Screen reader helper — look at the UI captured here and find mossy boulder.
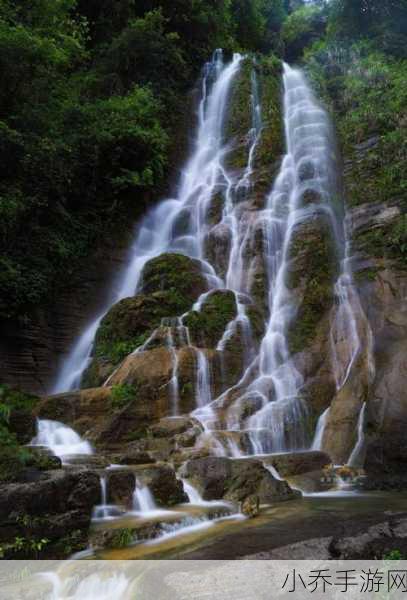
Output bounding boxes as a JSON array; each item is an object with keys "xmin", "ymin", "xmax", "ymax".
[
  {"xmin": 83, "ymin": 253, "xmax": 208, "ymax": 387},
  {"xmin": 184, "ymin": 290, "xmax": 237, "ymax": 348},
  {"xmin": 140, "ymin": 253, "xmax": 207, "ymax": 306}
]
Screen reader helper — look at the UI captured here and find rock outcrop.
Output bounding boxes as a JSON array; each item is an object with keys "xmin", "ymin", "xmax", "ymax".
[{"xmin": 181, "ymin": 456, "xmax": 299, "ymax": 504}]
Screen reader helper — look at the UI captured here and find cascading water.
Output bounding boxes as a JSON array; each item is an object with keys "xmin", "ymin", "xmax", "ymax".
[
  {"xmin": 51, "ymin": 49, "xmax": 242, "ymax": 395},
  {"xmin": 46, "ymin": 51, "xmax": 375, "ymax": 547},
  {"xmin": 31, "ymin": 419, "xmax": 93, "ymax": 460},
  {"xmin": 132, "ymin": 484, "xmax": 157, "ymax": 514},
  {"xmin": 347, "ymin": 402, "xmax": 367, "ymax": 468}
]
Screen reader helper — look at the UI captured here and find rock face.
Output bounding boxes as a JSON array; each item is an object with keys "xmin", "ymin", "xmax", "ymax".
[
  {"xmin": 133, "ymin": 464, "xmax": 188, "ymax": 506},
  {"xmin": 267, "ymin": 452, "xmax": 331, "ymax": 477},
  {"xmin": 181, "ymin": 457, "xmax": 299, "ymax": 504},
  {"xmin": 0, "ymin": 231, "xmax": 133, "ymax": 394},
  {"xmin": 0, "ymin": 470, "xmax": 100, "ymax": 558},
  {"xmin": 344, "ymin": 198, "xmax": 407, "ymax": 485}
]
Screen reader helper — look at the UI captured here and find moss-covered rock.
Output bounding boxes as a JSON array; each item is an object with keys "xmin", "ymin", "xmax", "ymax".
[
  {"xmin": 83, "ymin": 253, "xmax": 209, "ymax": 387},
  {"xmin": 140, "ymin": 253, "xmax": 207, "ymax": 306},
  {"xmin": 225, "ymin": 58, "xmax": 254, "ymax": 170},
  {"xmin": 286, "ymin": 218, "xmax": 338, "ymax": 354},
  {"xmin": 184, "ymin": 290, "xmax": 237, "ymax": 348}
]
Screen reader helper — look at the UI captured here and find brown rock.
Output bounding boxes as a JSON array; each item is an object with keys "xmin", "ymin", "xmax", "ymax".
[{"xmin": 266, "ymin": 451, "xmax": 332, "ymax": 478}]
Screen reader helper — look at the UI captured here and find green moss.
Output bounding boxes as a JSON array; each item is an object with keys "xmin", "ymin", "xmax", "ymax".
[
  {"xmin": 86, "ymin": 253, "xmax": 207, "ymax": 382},
  {"xmin": 184, "ymin": 290, "xmax": 237, "ymax": 348},
  {"xmin": 110, "ymin": 528, "xmax": 135, "ymax": 549},
  {"xmin": 355, "ymin": 215, "xmax": 407, "ymax": 268},
  {"xmin": 141, "ymin": 253, "xmax": 207, "ymax": 308},
  {"xmin": 254, "ymin": 55, "xmax": 283, "ymax": 193},
  {"xmin": 0, "ymin": 424, "xmax": 31, "ymax": 482},
  {"xmin": 287, "ymin": 222, "xmax": 337, "ymax": 354},
  {"xmin": 354, "ymin": 267, "xmax": 380, "ymax": 282},
  {"xmin": 110, "ymin": 383, "xmax": 138, "ymax": 409},
  {"xmin": 226, "ymin": 58, "xmax": 254, "ymax": 169},
  {"xmin": 246, "ymin": 305, "xmax": 266, "ymax": 341}
]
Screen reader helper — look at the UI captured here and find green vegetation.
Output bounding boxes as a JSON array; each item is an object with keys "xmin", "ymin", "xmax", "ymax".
[
  {"xmin": 287, "ymin": 222, "xmax": 337, "ymax": 354},
  {"xmin": 111, "ymin": 527, "xmax": 134, "ymax": 549},
  {"xmin": 0, "ymin": 536, "xmax": 49, "ymax": 559},
  {"xmin": 383, "ymin": 549, "xmax": 406, "ymax": 560},
  {"xmin": 0, "ymin": 385, "xmax": 39, "ymax": 482},
  {"xmin": 185, "ymin": 290, "xmax": 237, "ymax": 348},
  {"xmin": 110, "ymin": 383, "xmax": 138, "ymax": 409},
  {"xmin": 0, "ymin": 0, "xmax": 289, "ymax": 327}
]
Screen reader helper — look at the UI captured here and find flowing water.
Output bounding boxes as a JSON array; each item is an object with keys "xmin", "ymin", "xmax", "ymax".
[
  {"xmin": 48, "ymin": 56, "xmax": 372, "ymax": 459},
  {"xmin": 31, "ymin": 419, "xmax": 93, "ymax": 460},
  {"xmin": 38, "ymin": 54, "xmax": 377, "ymax": 558}
]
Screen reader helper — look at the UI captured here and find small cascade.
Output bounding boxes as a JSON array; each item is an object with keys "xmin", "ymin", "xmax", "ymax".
[
  {"xmin": 347, "ymin": 402, "xmax": 367, "ymax": 468},
  {"xmin": 31, "ymin": 419, "xmax": 93, "ymax": 460},
  {"xmin": 182, "ymin": 479, "xmax": 205, "ymax": 505},
  {"xmin": 195, "ymin": 349, "xmax": 212, "ymax": 409},
  {"xmin": 132, "ymin": 484, "xmax": 157, "ymax": 514},
  {"xmin": 311, "ymin": 407, "xmax": 331, "ymax": 451},
  {"xmin": 92, "ymin": 476, "xmax": 124, "ymax": 521},
  {"xmin": 236, "ymin": 69, "xmax": 263, "ymax": 195},
  {"xmin": 165, "ymin": 324, "xmax": 181, "ymax": 416}
]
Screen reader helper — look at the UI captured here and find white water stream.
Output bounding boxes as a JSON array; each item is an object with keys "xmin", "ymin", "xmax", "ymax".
[{"xmin": 38, "ymin": 53, "xmax": 376, "ymax": 549}]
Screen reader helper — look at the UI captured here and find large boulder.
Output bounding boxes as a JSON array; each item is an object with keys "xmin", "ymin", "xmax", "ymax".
[
  {"xmin": 133, "ymin": 464, "xmax": 187, "ymax": 507},
  {"xmin": 266, "ymin": 451, "xmax": 331, "ymax": 478},
  {"xmin": 181, "ymin": 456, "xmax": 298, "ymax": 504},
  {"xmin": 0, "ymin": 469, "xmax": 100, "ymax": 559},
  {"xmin": 106, "ymin": 470, "xmax": 136, "ymax": 508},
  {"xmin": 140, "ymin": 253, "xmax": 208, "ymax": 302}
]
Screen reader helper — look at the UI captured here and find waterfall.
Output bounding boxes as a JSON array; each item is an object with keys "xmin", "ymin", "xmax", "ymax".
[
  {"xmin": 347, "ymin": 402, "xmax": 367, "ymax": 468},
  {"xmin": 51, "ymin": 49, "xmax": 243, "ymax": 394},
  {"xmin": 239, "ymin": 63, "xmax": 341, "ymax": 455},
  {"xmin": 311, "ymin": 407, "xmax": 331, "ymax": 451},
  {"xmin": 132, "ymin": 484, "xmax": 157, "ymax": 514},
  {"xmin": 182, "ymin": 479, "xmax": 205, "ymax": 505},
  {"xmin": 49, "ymin": 50, "xmax": 373, "ymax": 474},
  {"xmin": 31, "ymin": 419, "xmax": 93, "ymax": 459}
]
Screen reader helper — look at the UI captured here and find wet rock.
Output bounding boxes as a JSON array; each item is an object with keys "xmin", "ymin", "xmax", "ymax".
[
  {"xmin": 149, "ymin": 416, "xmax": 203, "ymax": 438},
  {"xmin": 286, "ymin": 217, "xmax": 338, "ymax": 355},
  {"xmin": 181, "ymin": 457, "xmax": 298, "ymax": 504},
  {"xmin": 106, "ymin": 470, "xmax": 136, "ymax": 508},
  {"xmin": 134, "ymin": 464, "xmax": 188, "ymax": 507},
  {"xmin": 8, "ymin": 408, "xmax": 36, "ymax": 444},
  {"xmin": 0, "ymin": 470, "xmax": 100, "ymax": 558},
  {"xmin": 140, "ymin": 253, "xmax": 208, "ymax": 305},
  {"xmin": 36, "ymin": 387, "xmax": 113, "ymax": 435},
  {"xmin": 184, "ymin": 290, "xmax": 237, "ymax": 348},
  {"xmin": 241, "ymin": 495, "xmax": 260, "ymax": 518},
  {"xmin": 266, "ymin": 451, "xmax": 331, "ymax": 478},
  {"xmin": 113, "ymin": 450, "xmax": 156, "ymax": 466},
  {"xmin": 204, "ymin": 224, "xmax": 232, "ymax": 280}
]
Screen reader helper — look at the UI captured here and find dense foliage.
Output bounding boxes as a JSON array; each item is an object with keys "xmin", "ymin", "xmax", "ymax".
[
  {"xmin": 2, "ymin": 0, "xmax": 407, "ymax": 323},
  {"xmin": 0, "ymin": 0, "xmax": 288, "ymax": 323}
]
